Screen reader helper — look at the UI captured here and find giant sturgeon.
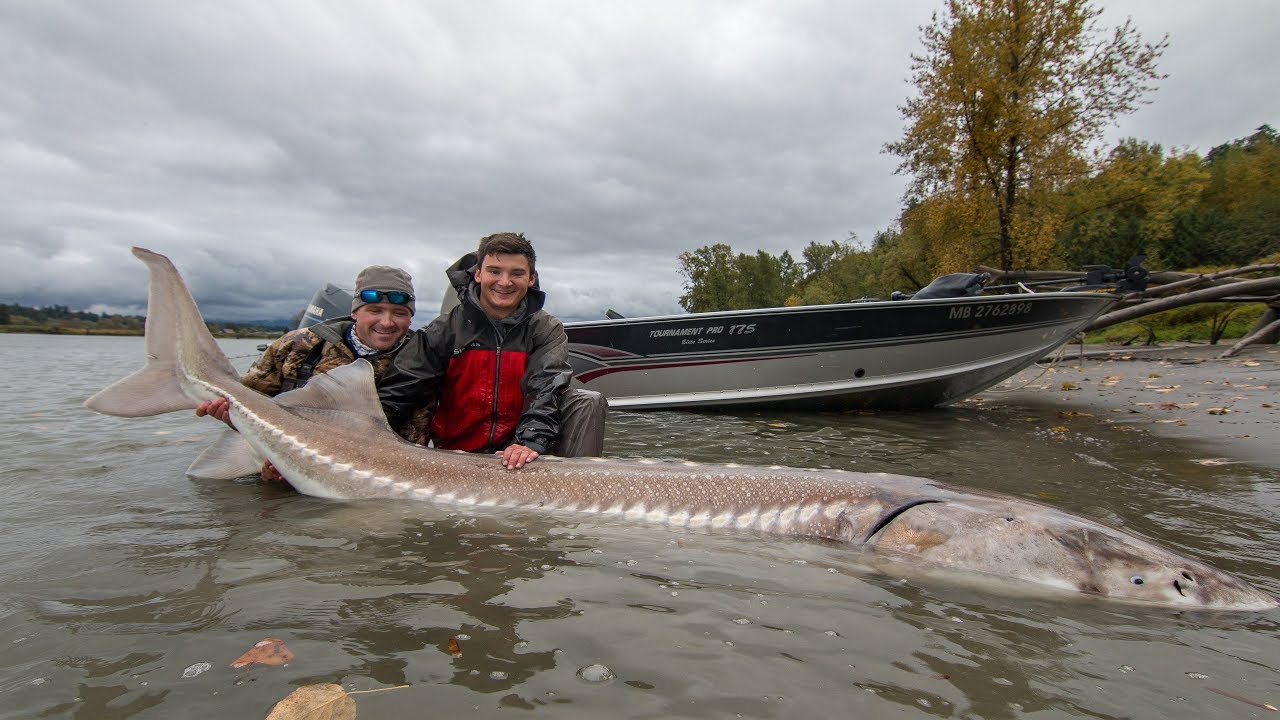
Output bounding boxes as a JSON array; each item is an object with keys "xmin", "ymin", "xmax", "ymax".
[{"xmin": 86, "ymin": 247, "xmax": 1278, "ymax": 610}]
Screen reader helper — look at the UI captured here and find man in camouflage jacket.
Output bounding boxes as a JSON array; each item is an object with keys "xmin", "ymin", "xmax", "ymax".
[
  {"xmin": 239, "ymin": 314, "xmax": 432, "ymax": 446},
  {"xmin": 197, "ymin": 265, "xmax": 432, "ymax": 479}
]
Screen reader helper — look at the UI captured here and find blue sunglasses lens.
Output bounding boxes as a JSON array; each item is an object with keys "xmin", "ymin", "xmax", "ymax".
[{"xmin": 359, "ymin": 289, "xmax": 412, "ymax": 304}]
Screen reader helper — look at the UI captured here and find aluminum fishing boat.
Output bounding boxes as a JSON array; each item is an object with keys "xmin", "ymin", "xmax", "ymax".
[{"xmin": 565, "ymin": 290, "xmax": 1116, "ymax": 410}]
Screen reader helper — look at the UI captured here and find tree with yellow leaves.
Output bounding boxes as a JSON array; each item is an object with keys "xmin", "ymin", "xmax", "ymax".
[{"xmin": 886, "ymin": 0, "xmax": 1166, "ymax": 272}]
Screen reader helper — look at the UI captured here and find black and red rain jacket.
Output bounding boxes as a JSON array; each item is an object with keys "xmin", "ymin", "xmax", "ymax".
[{"xmin": 378, "ymin": 253, "xmax": 572, "ymax": 454}]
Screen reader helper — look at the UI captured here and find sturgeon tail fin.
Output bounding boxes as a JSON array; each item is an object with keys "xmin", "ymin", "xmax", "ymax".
[{"xmin": 85, "ymin": 247, "xmax": 240, "ymax": 417}]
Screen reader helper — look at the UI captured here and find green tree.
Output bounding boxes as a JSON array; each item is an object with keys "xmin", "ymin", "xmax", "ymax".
[
  {"xmin": 886, "ymin": 0, "xmax": 1165, "ymax": 271},
  {"xmin": 791, "ymin": 231, "xmax": 926, "ymax": 305},
  {"xmin": 1170, "ymin": 125, "xmax": 1280, "ymax": 266},
  {"xmin": 678, "ymin": 244, "xmax": 738, "ymax": 312},
  {"xmin": 799, "ymin": 235, "xmax": 858, "ymax": 277},
  {"xmin": 677, "ymin": 245, "xmax": 801, "ymax": 312},
  {"xmin": 1057, "ymin": 139, "xmax": 1207, "ymax": 268}
]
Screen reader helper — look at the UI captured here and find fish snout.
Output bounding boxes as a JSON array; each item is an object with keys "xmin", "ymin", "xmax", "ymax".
[{"xmin": 1139, "ymin": 564, "xmax": 1280, "ymax": 611}]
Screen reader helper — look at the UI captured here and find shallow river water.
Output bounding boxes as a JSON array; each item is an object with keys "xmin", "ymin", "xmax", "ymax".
[{"xmin": 1, "ymin": 335, "xmax": 1277, "ymax": 719}]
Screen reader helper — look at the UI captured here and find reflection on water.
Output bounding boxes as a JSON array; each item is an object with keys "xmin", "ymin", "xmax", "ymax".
[{"xmin": 1, "ymin": 335, "xmax": 1277, "ymax": 718}]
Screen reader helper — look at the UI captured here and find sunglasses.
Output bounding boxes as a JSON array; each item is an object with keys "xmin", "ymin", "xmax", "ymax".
[{"xmin": 359, "ymin": 289, "xmax": 414, "ymax": 305}]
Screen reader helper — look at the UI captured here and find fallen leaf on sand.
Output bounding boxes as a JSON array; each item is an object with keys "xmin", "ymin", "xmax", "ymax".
[
  {"xmin": 1208, "ymin": 407, "xmax": 1232, "ymax": 415},
  {"xmin": 231, "ymin": 637, "xmax": 294, "ymax": 668},
  {"xmin": 1155, "ymin": 419, "xmax": 1186, "ymax": 425},
  {"xmin": 266, "ymin": 683, "xmax": 355, "ymax": 720},
  {"xmin": 1056, "ymin": 410, "xmax": 1092, "ymax": 418},
  {"xmin": 1206, "ymin": 686, "xmax": 1277, "ymax": 711},
  {"xmin": 1059, "ymin": 382, "xmax": 1079, "ymax": 391},
  {"xmin": 1147, "ymin": 373, "xmax": 1162, "ymax": 379},
  {"xmin": 1242, "ymin": 360, "xmax": 1261, "ymax": 367},
  {"xmin": 1155, "ymin": 402, "xmax": 1198, "ymax": 410},
  {"xmin": 1049, "ymin": 426, "xmax": 1070, "ymax": 433},
  {"xmin": 447, "ymin": 638, "xmax": 462, "ymax": 657}
]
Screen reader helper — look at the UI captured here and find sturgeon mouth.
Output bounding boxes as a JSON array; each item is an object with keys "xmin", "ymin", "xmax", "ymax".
[{"xmin": 862, "ymin": 499, "xmax": 944, "ymax": 543}]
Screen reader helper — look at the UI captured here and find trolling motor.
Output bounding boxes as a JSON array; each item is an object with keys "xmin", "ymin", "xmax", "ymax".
[{"xmin": 1080, "ymin": 253, "xmax": 1150, "ymax": 293}]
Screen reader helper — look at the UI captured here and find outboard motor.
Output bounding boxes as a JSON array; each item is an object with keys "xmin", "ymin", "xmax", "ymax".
[
  {"xmin": 298, "ymin": 283, "xmax": 355, "ymax": 330},
  {"xmin": 900, "ymin": 272, "xmax": 991, "ymax": 300}
]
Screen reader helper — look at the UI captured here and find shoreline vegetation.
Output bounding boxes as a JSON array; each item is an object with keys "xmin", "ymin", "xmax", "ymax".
[
  {"xmin": 0, "ymin": 303, "xmax": 284, "ymax": 339},
  {"xmin": 0, "ymin": 326, "xmax": 281, "ymax": 339}
]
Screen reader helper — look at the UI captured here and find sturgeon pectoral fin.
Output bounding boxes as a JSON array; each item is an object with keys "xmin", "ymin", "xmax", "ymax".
[{"xmin": 188, "ymin": 428, "xmax": 265, "ymax": 479}]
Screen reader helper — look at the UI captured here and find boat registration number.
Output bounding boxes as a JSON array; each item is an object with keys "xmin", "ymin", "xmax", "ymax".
[{"xmin": 950, "ymin": 302, "xmax": 1034, "ymax": 319}]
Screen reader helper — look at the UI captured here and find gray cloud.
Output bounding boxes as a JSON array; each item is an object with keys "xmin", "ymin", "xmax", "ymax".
[{"xmin": 2, "ymin": 1, "xmax": 1275, "ymax": 323}]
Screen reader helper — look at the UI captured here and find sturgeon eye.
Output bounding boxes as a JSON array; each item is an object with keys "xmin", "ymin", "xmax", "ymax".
[{"xmin": 1130, "ymin": 576, "xmax": 1145, "ymax": 585}]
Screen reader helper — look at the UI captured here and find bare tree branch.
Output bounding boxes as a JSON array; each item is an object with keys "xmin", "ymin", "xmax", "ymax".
[
  {"xmin": 1219, "ymin": 318, "xmax": 1280, "ymax": 358},
  {"xmin": 1137, "ymin": 264, "xmax": 1280, "ymax": 298},
  {"xmin": 1088, "ymin": 277, "xmax": 1280, "ymax": 331}
]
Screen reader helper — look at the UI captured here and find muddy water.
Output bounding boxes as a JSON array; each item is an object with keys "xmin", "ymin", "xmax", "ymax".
[{"xmin": 1, "ymin": 335, "xmax": 1276, "ymax": 719}]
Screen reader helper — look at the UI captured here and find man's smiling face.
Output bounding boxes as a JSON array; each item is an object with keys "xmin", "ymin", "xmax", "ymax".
[
  {"xmin": 474, "ymin": 252, "xmax": 535, "ymax": 320},
  {"xmin": 351, "ymin": 302, "xmax": 412, "ymax": 350}
]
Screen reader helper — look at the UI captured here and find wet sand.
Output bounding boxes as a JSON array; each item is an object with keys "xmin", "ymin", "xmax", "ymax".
[{"xmin": 966, "ymin": 343, "xmax": 1280, "ymax": 468}]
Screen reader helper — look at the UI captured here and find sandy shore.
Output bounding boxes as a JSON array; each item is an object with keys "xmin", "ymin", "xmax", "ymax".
[{"xmin": 964, "ymin": 343, "xmax": 1280, "ymax": 468}]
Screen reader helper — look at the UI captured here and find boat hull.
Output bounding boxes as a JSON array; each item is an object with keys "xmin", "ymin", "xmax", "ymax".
[{"xmin": 565, "ymin": 293, "xmax": 1116, "ymax": 410}]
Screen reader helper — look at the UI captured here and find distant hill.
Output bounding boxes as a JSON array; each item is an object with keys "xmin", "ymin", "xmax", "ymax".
[{"xmin": 0, "ymin": 302, "xmax": 287, "ymax": 338}]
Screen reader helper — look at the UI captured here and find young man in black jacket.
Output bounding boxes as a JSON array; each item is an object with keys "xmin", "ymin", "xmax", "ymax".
[{"xmin": 379, "ymin": 232, "xmax": 605, "ymax": 469}]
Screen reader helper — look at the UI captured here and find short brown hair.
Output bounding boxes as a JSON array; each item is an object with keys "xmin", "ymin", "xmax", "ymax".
[{"xmin": 477, "ymin": 232, "xmax": 536, "ymax": 274}]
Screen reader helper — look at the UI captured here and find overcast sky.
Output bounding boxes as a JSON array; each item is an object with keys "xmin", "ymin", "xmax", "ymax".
[{"xmin": 2, "ymin": 1, "xmax": 1276, "ymax": 323}]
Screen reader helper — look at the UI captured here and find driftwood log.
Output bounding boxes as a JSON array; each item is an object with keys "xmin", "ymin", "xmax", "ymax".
[
  {"xmin": 1088, "ymin": 277, "xmax": 1280, "ymax": 330},
  {"xmin": 1219, "ymin": 298, "xmax": 1280, "ymax": 358}
]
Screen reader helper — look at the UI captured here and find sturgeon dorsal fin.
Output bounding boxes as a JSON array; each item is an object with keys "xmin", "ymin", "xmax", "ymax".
[{"xmin": 272, "ymin": 359, "xmax": 397, "ymax": 435}]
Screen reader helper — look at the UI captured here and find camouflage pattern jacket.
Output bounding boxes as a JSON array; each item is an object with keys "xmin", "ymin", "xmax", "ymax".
[{"xmin": 243, "ymin": 317, "xmax": 432, "ymax": 444}]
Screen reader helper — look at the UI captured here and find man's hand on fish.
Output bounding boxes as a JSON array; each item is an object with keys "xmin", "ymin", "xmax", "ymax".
[
  {"xmin": 260, "ymin": 462, "xmax": 286, "ymax": 482},
  {"xmin": 195, "ymin": 397, "xmax": 233, "ymax": 427},
  {"xmin": 501, "ymin": 444, "xmax": 540, "ymax": 470}
]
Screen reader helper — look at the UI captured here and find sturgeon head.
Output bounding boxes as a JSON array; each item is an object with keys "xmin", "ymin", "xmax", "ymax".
[
  {"xmin": 84, "ymin": 247, "xmax": 1280, "ymax": 612},
  {"xmin": 862, "ymin": 495, "xmax": 1279, "ymax": 610}
]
